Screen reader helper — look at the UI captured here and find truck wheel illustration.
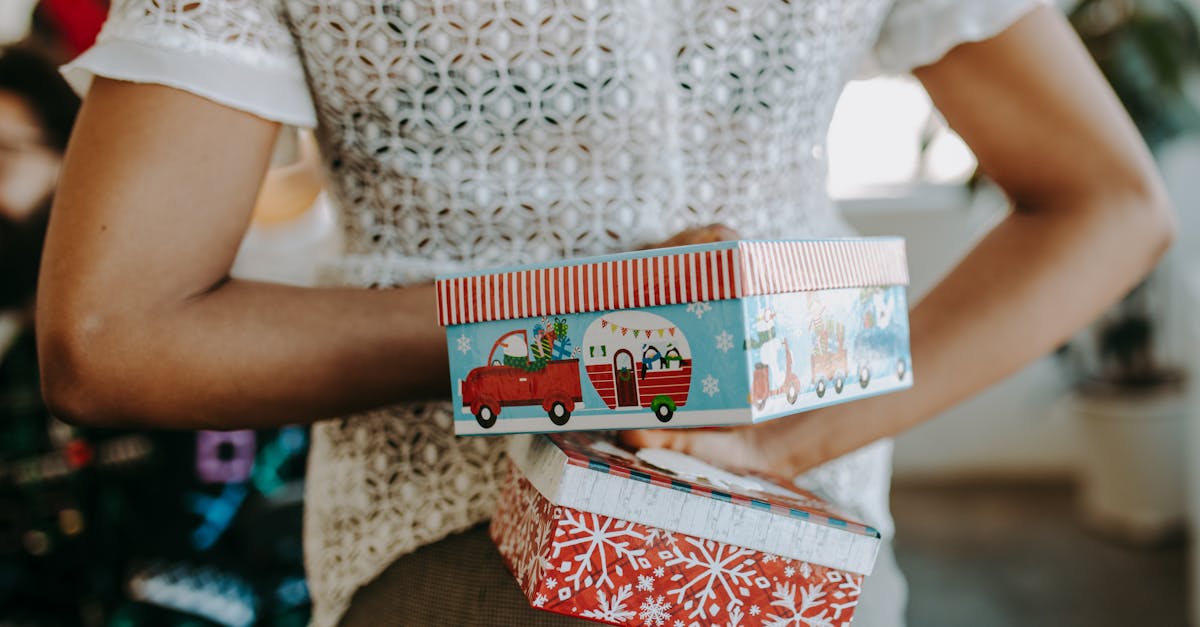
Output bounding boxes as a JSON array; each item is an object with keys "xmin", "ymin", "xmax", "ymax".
[
  {"xmin": 834, "ymin": 375, "xmax": 845, "ymax": 394},
  {"xmin": 859, "ymin": 365, "xmax": 871, "ymax": 389},
  {"xmin": 547, "ymin": 400, "xmax": 572, "ymax": 426},
  {"xmin": 651, "ymin": 396, "xmax": 676, "ymax": 423},
  {"xmin": 897, "ymin": 359, "xmax": 907, "ymax": 381},
  {"xmin": 815, "ymin": 378, "xmax": 827, "ymax": 398},
  {"xmin": 474, "ymin": 402, "xmax": 498, "ymax": 429},
  {"xmin": 785, "ymin": 380, "xmax": 800, "ymax": 404}
]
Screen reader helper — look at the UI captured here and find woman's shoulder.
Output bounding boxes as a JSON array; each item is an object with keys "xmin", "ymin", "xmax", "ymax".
[
  {"xmin": 63, "ymin": 0, "xmax": 316, "ymax": 127},
  {"xmin": 98, "ymin": 0, "xmax": 300, "ymax": 69}
]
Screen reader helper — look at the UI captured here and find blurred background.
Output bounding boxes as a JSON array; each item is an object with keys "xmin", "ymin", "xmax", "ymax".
[{"xmin": 1, "ymin": 0, "xmax": 1199, "ymax": 625}]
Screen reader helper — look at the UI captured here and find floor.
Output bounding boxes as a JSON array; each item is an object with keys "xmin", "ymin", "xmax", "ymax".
[{"xmin": 892, "ymin": 482, "xmax": 1188, "ymax": 627}]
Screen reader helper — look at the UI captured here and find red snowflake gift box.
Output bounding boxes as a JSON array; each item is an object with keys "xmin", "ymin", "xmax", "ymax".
[{"xmin": 492, "ymin": 433, "xmax": 881, "ymax": 626}]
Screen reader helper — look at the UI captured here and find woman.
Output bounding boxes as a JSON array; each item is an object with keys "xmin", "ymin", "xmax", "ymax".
[{"xmin": 40, "ymin": 1, "xmax": 1173, "ymax": 625}]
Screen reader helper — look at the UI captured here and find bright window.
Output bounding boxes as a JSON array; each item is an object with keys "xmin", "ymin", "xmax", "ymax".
[{"xmin": 827, "ymin": 77, "xmax": 978, "ymax": 198}]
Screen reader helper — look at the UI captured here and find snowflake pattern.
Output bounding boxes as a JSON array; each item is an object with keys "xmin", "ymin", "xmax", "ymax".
[
  {"xmin": 664, "ymin": 538, "xmax": 756, "ymax": 620},
  {"xmin": 644, "ymin": 527, "xmax": 678, "ymax": 548},
  {"xmin": 702, "ymin": 374, "xmax": 720, "ymax": 397},
  {"xmin": 580, "ymin": 585, "xmax": 637, "ymax": 623},
  {"xmin": 824, "ymin": 571, "xmax": 862, "ymax": 620},
  {"xmin": 553, "ymin": 510, "xmax": 646, "ymax": 591},
  {"xmin": 492, "ymin": 457, "xmax": 867, "ymax": 627},
  {"xmin": 456, "ymin": 333, "xmax": 471, "ymax": 354},
  {"xmin": 490, "ymin": 463, "xmax": 557, "ymax": 598},
  {"xmin": 639, "ymin": 595, "xmax": 672, "ymax": 626},
  {"xmin": 725, "ymin": 605, "xmax": 747, "ymax": 627},
  {"xmin": 686, "ymin": 301, "xmax": 713, "ymax": 319},
  {"xmin": 715, "ymin": 330, "xmax": 735, "ymax": 353},
  {"xmin": 762, "ymin": 582, "xmax": 833, "ymax": 627}
]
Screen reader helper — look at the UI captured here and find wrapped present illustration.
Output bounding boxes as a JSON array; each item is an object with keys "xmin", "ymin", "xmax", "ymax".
[
  {"xmin": 493, "ymin": 433, "xmax": 881, "ymax": 626},
  {"xmin": 437, "ymin": 239, "xmax": 912, "ymax": 435}
]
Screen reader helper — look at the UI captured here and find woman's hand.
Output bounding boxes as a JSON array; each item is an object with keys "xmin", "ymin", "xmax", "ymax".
[
  {"xmin": 619, "ymin": 405, "xmax": 840, "ymax": 479},
  {"xmin": 618, "ymin": 424, "xmax": 788, "ymax": 478},
  {"xmin": 645, "ymin": 223, "xmax": 740, "ymax": 249}
]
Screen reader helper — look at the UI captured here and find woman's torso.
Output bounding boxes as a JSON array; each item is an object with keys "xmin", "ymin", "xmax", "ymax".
[{"xmin": 282, "ymin": 2, "xmax": 899, "ymax": 624}]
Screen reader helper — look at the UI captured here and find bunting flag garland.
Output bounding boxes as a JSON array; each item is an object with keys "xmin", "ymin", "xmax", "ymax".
[{"xmin": 598, "ymin": 317, "xmax": 676, "ymax": 340}]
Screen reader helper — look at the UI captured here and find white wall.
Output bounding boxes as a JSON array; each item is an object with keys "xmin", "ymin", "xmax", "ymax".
[{"xmin": 840, "ymin": 186, "xmax": 1082, "ymax": 481}]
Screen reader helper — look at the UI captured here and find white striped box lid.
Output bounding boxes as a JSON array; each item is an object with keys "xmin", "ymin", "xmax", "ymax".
[
  {"xmin": 435, "ymin": 238, "xmax": 908, "ymax": 326},
  {"xmin": 436, "ymin": 236, "xmax": 902, "ymax": 326}
]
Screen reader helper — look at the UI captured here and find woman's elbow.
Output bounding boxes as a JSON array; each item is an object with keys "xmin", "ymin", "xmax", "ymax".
[
  {"xmin": 1143, "ymin": 192, "xmax": 1177, "ymax": 266},
  {"xmin": 36, "ymin": 312, "xmax": 138, "ymax": 428},
  {"xmin": 1063, "ymin": 168, "xmax": 1178, "ymax": 275},
  {"xmin": 1122, "ymin": 179, "xmax": 1177, "ymax": 274},
  {"xmin": 40, "ymin": 368, "xmax": 102, "ymax": 428}
]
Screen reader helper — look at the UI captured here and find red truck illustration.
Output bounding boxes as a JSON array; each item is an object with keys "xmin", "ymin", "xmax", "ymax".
[{"xmin": 461, "ymin": 329, "xmax": 583, "ymax": 429}]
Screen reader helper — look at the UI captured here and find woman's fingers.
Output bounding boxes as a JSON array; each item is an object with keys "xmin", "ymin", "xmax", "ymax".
[
  {"xmin": 618, "ymin": 427, "xmax": 775, "ymax": 475},
  {"xmin": 618, "ymin": 428, "xmax": 685, "ymax": 450},
  {"xmin": 645, "ymin": 223, "xmax": 740, "ymax": 250}
]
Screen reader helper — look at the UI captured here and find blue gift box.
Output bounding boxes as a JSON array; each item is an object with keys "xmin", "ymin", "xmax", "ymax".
[{"xmin": 436, "ymin": 239, "xmax": 912, "ymax": 436}]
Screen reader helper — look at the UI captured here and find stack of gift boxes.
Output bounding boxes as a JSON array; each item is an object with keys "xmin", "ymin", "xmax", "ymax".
[{"xmin": 437, "ymin": 238, "xmax": 911, "ymax": 626}]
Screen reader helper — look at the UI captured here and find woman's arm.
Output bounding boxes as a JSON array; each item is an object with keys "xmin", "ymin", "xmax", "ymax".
[
  {"xmin": 38, "ymin": 78, "xmax": 735, "ymax": 430},
  {"xmin": 38, "ymin": 78, "xmax": 449, "ymax": 429},
  {"xmin": 623, "ymin": 6, "xmax": 1176, "ymax": 474}
]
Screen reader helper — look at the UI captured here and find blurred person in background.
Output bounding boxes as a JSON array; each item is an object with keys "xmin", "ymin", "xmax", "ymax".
[
  {"xmin": 39, "ymin": 1, "xmax": 1175, "ymax": 626},
  {"xmin": 0, "ymin": 46, "xmax": 76, "ymax": 324},
  {"xmin": 0, "ymin": 10, "xmax": 317, "ymax": 623},
  {"xmin": 0, "ymin": 43, "xmax": 312, "ymax": 626},
  {"xmin": 0, "ymin": 43, "xmax": 92, "ymax": 624}
]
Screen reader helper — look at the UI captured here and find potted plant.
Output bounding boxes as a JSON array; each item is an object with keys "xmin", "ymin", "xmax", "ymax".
[{"xmin": 1059, "ymin": 281, "xmax": 1188, "ymax": 544}]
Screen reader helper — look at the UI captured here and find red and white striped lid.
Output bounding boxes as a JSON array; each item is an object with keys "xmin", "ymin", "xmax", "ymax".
[{"xmin": 436, "ymin": 238, "xmax": 907, "ymax": 326}]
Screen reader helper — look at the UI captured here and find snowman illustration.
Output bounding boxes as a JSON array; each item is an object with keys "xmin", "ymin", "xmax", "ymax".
[
  {"xmin": 748, "ymin": 305, "xmax": 802, "ymax": 409},
  {"xmin": 753, "ymin": 307, "xmax": 784, "ymax": 374}
]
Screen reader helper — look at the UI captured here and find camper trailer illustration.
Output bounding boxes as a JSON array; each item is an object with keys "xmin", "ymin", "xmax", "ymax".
[
  {"xmin": 460, "ymin": 319, "xmax": 583, "ymax": 429},
  {"xmin": 582, "ymin": 311, "xmax": 693, "ymax": 422},
  {"xmin": 746, "ymin": 307, "xmax": 803, "ymax": 409}
]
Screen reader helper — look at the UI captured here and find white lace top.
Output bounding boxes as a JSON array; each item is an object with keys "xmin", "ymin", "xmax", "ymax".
[{"xmin": 64, "ymin": 1, "xmax": 1042, "ymax": 624}]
